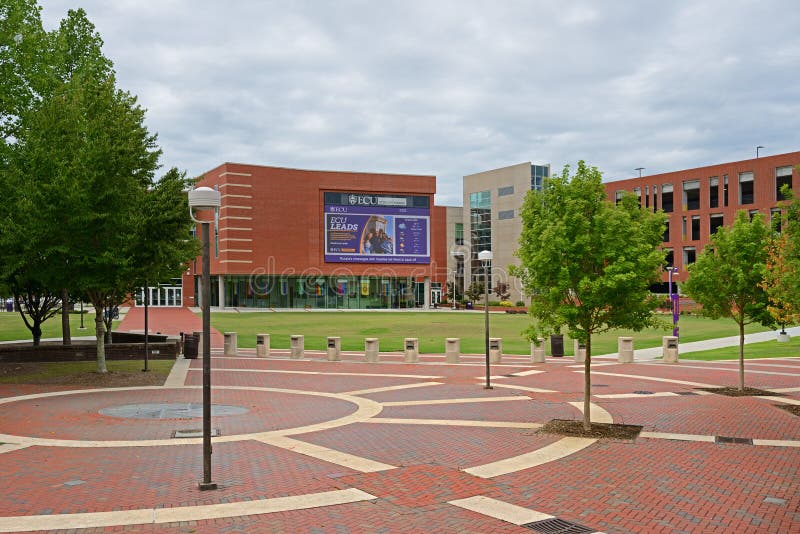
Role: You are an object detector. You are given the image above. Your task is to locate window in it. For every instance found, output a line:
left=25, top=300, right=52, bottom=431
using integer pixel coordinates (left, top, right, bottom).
left=662, top=184, right=674, bottom=212
left=709, top=214, right=724, bottom=235
left=739, top=172, right=754, bottom=204
left=498, top=185, right=514, bottom=196
left=723, top=175, right=729, bottom=206
left=633, top=187, right=642, bottom=206
left=663, top=221, right=670, bottom=242
left=454, top=223, right=464, bottom=245
left=709, top=176, right=719, bottom=208
left=683, top=247, right=696, bottom=267
left=770, top=208, right=782, bottom=233
left=664, top=248, right=674, bottom=267
left=652, top=185, right=659, bottom=212
left=691, top=216, right=700, bottom=240
left=682, top=216, right=687, bottom=238
left=776, top=166, right=793, bottom=200
left=749, top=209, right=760, bottom=221
left=469, top=191, right=491, bottom=284
left=615, top=191, right=624, bottom=205
left=683, top=180, right=700, bottom=210
left=498, top=209, right=514, bottom=220
left=531, top=165, right=548, bottom=191
left=645, top=186, right=650, bottom=208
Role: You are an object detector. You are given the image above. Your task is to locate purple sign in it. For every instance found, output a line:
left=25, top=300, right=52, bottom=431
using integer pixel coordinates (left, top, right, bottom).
left=324, top=194, right=430, bottom=264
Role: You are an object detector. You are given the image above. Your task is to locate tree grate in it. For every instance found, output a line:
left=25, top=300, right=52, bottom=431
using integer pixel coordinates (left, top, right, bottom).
left=715, top=435, right=753, bottom=445
left=675, top=391, right=698, bottom=396
left=633, top=391, right=654, bottom=395
left=521, top=518, right=594, bottom=533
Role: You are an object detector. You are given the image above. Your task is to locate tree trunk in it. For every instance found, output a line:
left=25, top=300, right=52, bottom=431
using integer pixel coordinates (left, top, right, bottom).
left=32, top=322, right=42, bottom=346
left=95, top=307, right=107, bottom=373
left=738, top=320, right=745, bottom=391
left=583, top=335, right=592, bottom=431
left=61, top=289, right=71, bottom=346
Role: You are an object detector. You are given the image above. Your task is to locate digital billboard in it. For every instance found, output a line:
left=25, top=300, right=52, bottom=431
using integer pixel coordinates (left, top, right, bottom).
left=324, top=192, right=430, bottom=264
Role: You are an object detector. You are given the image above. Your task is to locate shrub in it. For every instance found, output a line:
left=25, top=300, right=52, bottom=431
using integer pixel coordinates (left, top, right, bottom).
left=499, top=301, right=514, bottom=307
left=515, top=300, right=525, bottom=307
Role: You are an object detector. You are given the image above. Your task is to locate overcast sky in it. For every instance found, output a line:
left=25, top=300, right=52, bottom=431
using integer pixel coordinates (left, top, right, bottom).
left=40, top=1, right=800, bottom=205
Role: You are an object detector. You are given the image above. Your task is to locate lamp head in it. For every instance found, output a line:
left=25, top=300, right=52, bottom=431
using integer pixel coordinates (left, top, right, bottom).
left=188, top=187, right=221, bottom=222
left=478, top=250, right=493, bottom=262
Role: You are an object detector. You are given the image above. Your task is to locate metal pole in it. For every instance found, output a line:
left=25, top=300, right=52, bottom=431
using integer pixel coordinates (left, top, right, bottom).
left=199, top=221, right=217, bottom=490
left=484, top=264, right=491, bottom=389
left=669, top=268, right=679, bottom=338
left=79, top=301, right=85, bottom=329
left=143, top=281, right=149, bottom=372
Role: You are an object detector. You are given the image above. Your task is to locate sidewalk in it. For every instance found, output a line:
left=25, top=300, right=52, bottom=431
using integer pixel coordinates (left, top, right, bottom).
left=116, top=307, right=224, bottom=347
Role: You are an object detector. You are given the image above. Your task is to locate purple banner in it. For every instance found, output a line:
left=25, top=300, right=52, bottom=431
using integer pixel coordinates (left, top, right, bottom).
left=324, top=198, right=430, bottom=264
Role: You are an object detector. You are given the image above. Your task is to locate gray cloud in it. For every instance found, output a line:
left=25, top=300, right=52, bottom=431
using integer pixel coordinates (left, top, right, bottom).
left=39, top=0, right=800, bottom=205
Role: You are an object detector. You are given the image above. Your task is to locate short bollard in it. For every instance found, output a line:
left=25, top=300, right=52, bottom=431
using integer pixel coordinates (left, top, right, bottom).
left=574, top=339, right=586, bottom=363
left=365, top=338, right=379, bottom=362
left=290, top=335, right=304, bottom=359
left=404, top=338, right=419, bottom=363
left=662, top=336, right=679, bottom=363
left=531, top=338, right=546, bottom=363
left=489, top=337, right=502, bottom=364
left=223, top=332, right=238, bottom=356
left=445, top=338, right=460, bottom=363
left=618, top=336, right=634, bottom=363
left=256, top=333, right=270, bottom=357
left=327, top=336, right=341, bottom=361
left=194, top=331, right=203, bottom=358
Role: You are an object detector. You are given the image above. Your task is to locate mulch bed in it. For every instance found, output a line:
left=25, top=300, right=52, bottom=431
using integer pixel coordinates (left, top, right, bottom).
left=697, top=386, right=783, bottom=397
left=539, top=418, right=643, bottom=440
left=776, top=405, right=800, bottom=417
left=0, top=362, right=166, bottom=387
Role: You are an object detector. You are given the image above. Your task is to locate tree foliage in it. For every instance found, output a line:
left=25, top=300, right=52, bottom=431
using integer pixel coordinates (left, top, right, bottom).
left=516, top=161, right=666, bottom=430
left=763, top=182, right=800, bottom=325
left=684, top=210, right=775, bottom=390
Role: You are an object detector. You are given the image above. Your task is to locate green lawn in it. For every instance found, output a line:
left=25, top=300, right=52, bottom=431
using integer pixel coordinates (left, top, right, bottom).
left=681, top=336, right=800, bottom=360
left=208, top=311, right=772, bottom=355
left=0, top=359, right=173, bottom=384
left=0, top=311, right=113, bottom=343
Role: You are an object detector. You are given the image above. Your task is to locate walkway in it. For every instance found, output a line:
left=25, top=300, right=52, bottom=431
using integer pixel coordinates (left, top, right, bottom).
left=117, top=306, right=224, bottom=347
left=0, top=346, right=797, bottom=532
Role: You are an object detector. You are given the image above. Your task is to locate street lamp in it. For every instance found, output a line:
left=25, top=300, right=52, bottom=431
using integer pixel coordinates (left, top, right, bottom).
left=478, top=250, right=493, bottom=389
left=756, top=145, right=764, bottom=158
left=635, top=167, right=645, bottom=178
left=667, top=266, right=680, bottom=338
left=188, top=186, right=221, bottom=491
left=450, top=251, right=464, bottom=309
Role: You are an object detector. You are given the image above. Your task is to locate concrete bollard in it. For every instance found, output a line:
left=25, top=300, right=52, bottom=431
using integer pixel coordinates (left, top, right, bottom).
left=489, top=337, right=503, bottom=363
left=223, top=332, right=238, bottom=356
left=365, top=338, right=379, bottom=362
left=445, top=338, right=460, bottom=363
left=777, top=331, right=791, bottom=343
left=256, top=333, right=270, bottom=357
left=574, top=339, right=586, bottom=363
left=194, top=331, right=203, bottom=358
left=531, top=338, right=546, bottom=363
left=662, top=336, right=679, bottom=363
left=327, top=336, right=341, bottom=361
left=404, top=338, right=419, bottom=363
left=618, top=336, right=634, bottom=363
left=290, top=335, right=304, bottom=359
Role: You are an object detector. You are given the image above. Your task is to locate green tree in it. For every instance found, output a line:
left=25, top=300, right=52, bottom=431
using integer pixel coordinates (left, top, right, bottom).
left=684, top=210, right=775, bottom=391
left=763, top=182, right=800, bottom=326
left=516, top=161, right=666, bottom=430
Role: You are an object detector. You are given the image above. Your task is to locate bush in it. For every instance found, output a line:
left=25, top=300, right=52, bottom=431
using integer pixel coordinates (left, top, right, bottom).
left=515, top=300, right=525, bottom=307
left=499, top=301, right=514, bottom=307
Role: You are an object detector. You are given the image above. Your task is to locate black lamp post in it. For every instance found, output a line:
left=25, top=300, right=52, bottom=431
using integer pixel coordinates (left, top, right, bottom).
left=189, top=186, right=221, bottom=491
left=479, top=250, right=493, bottom=389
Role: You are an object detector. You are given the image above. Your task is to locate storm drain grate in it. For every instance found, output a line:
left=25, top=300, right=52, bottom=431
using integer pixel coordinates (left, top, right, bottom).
left=676, top=391, right=698, bottom=396
left=592, top=384, right=608, bottom=387
left=715, top=435, right=753, bottom=445
left=172, top=428, right=220, bottom=439
left=521, top=518, right=594, bottom=533
left=633, top=390, right=654, bottom=395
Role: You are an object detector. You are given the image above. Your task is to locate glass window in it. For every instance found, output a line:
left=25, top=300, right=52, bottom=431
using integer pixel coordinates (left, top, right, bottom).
left=683, top=247, right=696, bottom=267
left=455, top=223, right=464, bottom=245
left=615, top=191, right=624, bottom=205
left=691, top=216, right=700, bottom=240
left=498, top=185, right=514, bottom=196
left=652, top=185, right=659, bottom=212
left=709, top=176, right=719, bottom=208
left=683, top=180, right=700, bottom=210
left=498, top=209, right=514, bottom=220
left=470, top=191, right=491, bottom=285
left=682, top=216, right=687, bottom=238
left=776, top=166, right=793, bottom=200
left=469, top=190, right=491, bottom=209
left=645, top=186, right=650, bottom=208
left=633, top=187, right=642, bottom=206
left=663, top=221, right=670, bottom=242
left=709, top=214, right=724, bottom=235
left=662, top=184, right=674, bottom=213
left=664, top=248, right=674, bottom=267
left=739, top=172, right=754, bottom=205
left=749, top=209, right=760, bottom=221
left=771, top=208, right=782, bottom=233
left=723, top=175, right=729, bottom=206
left=531, top=165, right=548, bottom=191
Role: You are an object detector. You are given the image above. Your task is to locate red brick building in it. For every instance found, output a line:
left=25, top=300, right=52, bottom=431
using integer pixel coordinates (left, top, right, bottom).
left=182, top=163, right=448, bottom=309
left=605, top=151, right=799, bottom=284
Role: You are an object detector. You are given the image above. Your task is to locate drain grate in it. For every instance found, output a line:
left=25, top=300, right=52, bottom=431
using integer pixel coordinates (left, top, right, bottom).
left=675, top=391, right=698, bottom=396
left=592, top=384, right=608, bottom=387
left=715, top=435, right=753, bottom=445
left=172, top=428, right=220, bottom=438
left=521, top=518, right=594, bottom=533
left=633, top=390, right=654, bottom=395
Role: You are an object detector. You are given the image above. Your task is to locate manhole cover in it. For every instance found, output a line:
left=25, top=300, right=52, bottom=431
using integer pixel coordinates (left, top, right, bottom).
left=99, top=403, right=249, bottom=420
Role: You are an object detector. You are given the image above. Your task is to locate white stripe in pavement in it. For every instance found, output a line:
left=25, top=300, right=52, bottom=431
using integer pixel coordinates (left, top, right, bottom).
left=568, top=401, right=613, bottom=424
left=448, top=495, right=553, bottom=525
left=752, top=439, right=800, bottom=447
left=163, top=357, right=191, bottom=387
left=652, top=364, right=800, bottom=377
left=493, top=383, right=557, bottom=394
left=758, top=395, right=800, bottom=405
left=566, top=362, right=622, bottom=368
left=0, top=488, right=376, bottom=533
left=343, top=382, right=441, bottom=396
left=364, top=418, right=542, bottom=429
left=588, top=371, right=717, bottom=388
left=0, top=443, right=30, bottom=454
left=380, top=396, right=527, bottom=407
left=771, top=387, right=800, bottom=393
left=192, top=368, right=441, bottom=379
left=257, top=436, right=395, bottom=473
left=465, top=437, right=596, bottom=478
left=594, top=390, right=714, bottom=399
left=639, top=432, right=716, bottom=442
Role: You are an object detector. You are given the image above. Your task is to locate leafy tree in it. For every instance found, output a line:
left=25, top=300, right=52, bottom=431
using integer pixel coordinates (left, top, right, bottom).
left=493, top=282, right=511, bottom=301
left=684, top=210, right=775, bottom=391
left=763, top=182, right=800, bottom=327
left=516, top=161, right=666, bottom=430
left=464, top=281, right=485, bottom=303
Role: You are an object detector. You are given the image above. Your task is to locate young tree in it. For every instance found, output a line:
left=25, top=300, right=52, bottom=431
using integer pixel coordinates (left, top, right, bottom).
left=464, top=281, right=485, bottom=303
left=684, top=210, right=776, bottom=391
left=516, top=161, right=666, bottom=430
left=493, top=282, right=511, bottom=301
left=763, top=184, right=800, bottom=326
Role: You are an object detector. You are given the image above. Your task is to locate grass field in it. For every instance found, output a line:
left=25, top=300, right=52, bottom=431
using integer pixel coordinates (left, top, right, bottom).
left=0, top=311, right=115, bottom=343
left=681, top=336, right=800, bottom=360
left=207, top=311, right=773, bottom=355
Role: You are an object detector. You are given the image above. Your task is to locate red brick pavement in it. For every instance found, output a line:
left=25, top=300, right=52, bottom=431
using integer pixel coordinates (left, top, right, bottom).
left=117, top=307, right=224, bottom=348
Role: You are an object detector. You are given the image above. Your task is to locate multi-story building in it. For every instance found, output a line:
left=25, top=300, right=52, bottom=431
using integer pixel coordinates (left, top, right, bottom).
left=605, top=151, right=799, bottom=284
